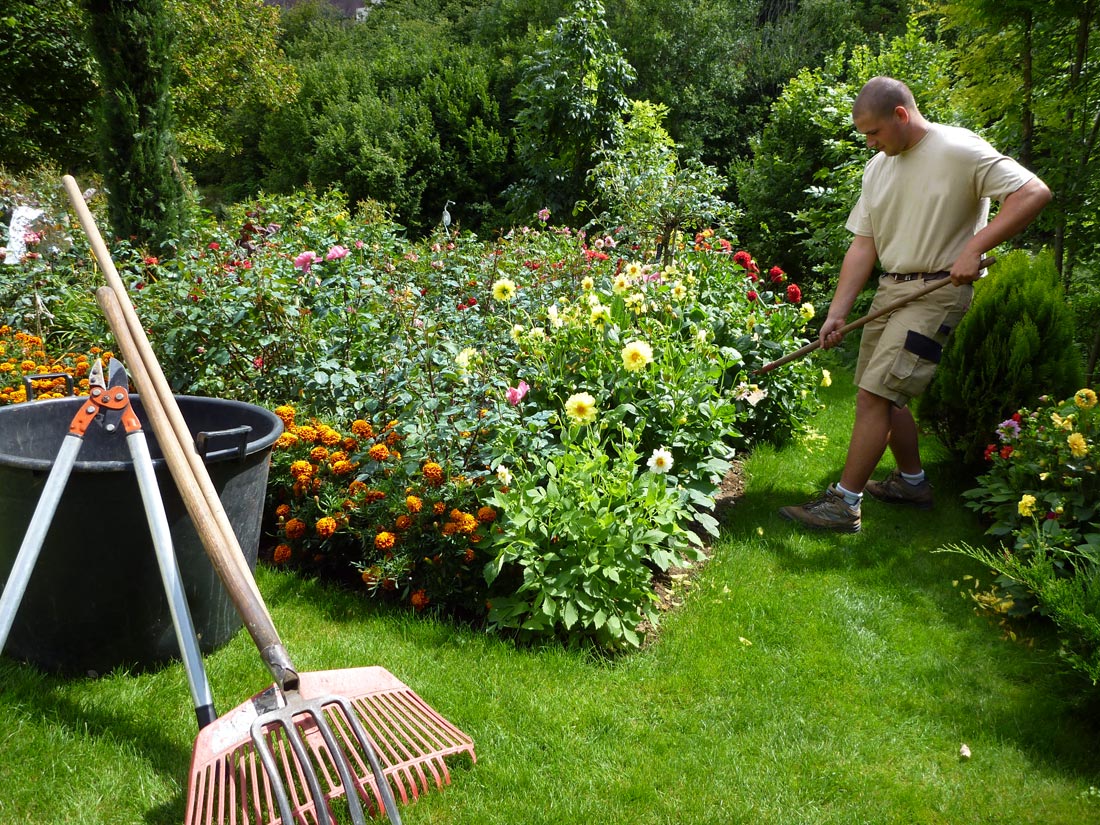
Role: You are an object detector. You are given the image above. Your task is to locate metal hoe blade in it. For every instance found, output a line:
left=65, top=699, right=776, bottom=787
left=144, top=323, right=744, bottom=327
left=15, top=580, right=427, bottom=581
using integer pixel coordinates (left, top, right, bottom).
left=185, top=667, right=476, bottom=825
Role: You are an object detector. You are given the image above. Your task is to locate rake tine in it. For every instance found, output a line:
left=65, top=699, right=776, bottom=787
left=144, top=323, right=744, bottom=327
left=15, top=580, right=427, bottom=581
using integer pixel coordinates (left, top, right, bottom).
left=251, top=710, right=343, bottom=825
left=325, top=694, right=404, bottom=824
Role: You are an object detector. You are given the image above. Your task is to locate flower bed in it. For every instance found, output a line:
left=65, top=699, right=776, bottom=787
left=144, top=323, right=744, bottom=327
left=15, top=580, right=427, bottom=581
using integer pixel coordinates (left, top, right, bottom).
left=1, top=187, right=827, bottom=648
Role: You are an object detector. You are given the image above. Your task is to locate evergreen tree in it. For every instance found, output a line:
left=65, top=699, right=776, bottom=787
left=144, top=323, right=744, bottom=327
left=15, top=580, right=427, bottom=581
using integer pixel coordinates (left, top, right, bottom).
left=84, top=0, right=186, bottom=256
left=918, top=250, right=1085, bottom=468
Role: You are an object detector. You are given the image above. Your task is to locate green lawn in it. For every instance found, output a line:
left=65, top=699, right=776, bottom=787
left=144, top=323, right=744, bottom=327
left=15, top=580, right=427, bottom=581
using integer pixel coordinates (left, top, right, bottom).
left=1, top=373, right=1098, bottom=824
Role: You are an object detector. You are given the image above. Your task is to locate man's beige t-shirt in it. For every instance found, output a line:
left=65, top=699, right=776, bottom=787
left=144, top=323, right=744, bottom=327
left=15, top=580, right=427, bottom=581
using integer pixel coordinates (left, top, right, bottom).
left=845, top=123, right=1036, bottom=274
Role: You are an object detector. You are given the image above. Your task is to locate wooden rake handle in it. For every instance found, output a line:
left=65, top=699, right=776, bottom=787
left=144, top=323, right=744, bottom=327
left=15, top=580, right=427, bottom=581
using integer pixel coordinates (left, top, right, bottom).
left=754, top=257, right=995, bottom=376
left=64, top=176, right=298, bottom=689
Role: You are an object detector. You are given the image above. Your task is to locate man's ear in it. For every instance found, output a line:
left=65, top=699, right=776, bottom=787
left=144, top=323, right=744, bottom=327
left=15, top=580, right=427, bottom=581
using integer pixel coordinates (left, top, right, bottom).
left=893, top=105, right=910, bottom=124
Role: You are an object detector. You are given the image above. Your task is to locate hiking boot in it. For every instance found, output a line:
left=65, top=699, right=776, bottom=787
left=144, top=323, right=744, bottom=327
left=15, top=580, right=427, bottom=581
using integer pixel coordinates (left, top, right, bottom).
left=779, top=484, right=861, bottom=533
left=864, top=470, right=934, bottom=510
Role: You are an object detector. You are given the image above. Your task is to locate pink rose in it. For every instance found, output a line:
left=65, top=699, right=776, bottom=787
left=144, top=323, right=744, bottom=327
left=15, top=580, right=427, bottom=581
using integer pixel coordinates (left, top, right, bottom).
left=506, top=381, right=530, bottom=406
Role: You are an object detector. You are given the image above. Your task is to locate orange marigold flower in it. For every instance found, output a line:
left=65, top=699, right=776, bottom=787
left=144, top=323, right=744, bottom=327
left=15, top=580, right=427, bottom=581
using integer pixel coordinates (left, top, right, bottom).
left=368, top=443, right=390, bottom=462
left=312, top=477, right=323, bottom=493
left=432, top=500, right=447, bottom=515
left=315, top=517, right=338, bottom=539
left=275, top=503, right=291, bottom=519
left=423, top=462, right=445, bottom=486
left=285, top=518, right=306, bottom=540
left=464, top=547, right=476, bottom=562
left=386, top=430, right=401, bottom=447
left=343, top=437, right=358, bottom=452
left=405, top=495, right=423, bottom=513
left=410, top=589, right=430, bottom=612
left=319, top=426, right=342, bottom=446
left=274, top=432, right=300, bottom=449
left=366, top=489, right=386, bottom=503
left=310, top=446, right=329, bottom=462
left=351, top=420, right=374, bottom=439
left=331, top=460, right=354, bottom=476
left=294, top=425, right=318, bottom=443
left=395, top=514, right=413, bottom=530
left=328, top=450, right=348, bottom=464
left=273, top=544, right=293, bottom=564
left=289, top=460, right=313, bottom=479
left=441, top=522, right=458, bottom=536
left=348, top=480, right=368, bottom=496
left=477, top=506, right=497, bottom=523
left=375, top=531, right=396, bottom=551
left=361, top=566, right=380, bottom=586
left=455, top=513, right=478, bottom=534
left=273, top=405, right=296, bottom=426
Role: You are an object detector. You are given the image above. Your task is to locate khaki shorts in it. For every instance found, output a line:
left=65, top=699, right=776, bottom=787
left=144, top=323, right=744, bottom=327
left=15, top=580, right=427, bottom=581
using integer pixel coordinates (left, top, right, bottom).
left=855, top=275, right=973, bottom=406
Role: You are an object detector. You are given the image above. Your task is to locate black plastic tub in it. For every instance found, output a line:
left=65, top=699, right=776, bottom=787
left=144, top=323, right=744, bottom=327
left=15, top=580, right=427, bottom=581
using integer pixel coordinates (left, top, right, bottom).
left=0, top=395, right=283, bottom=674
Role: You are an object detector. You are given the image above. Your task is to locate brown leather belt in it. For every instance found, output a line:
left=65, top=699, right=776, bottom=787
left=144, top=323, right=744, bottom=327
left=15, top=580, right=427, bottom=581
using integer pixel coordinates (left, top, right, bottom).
left=883, top=270, right=951, bottom=282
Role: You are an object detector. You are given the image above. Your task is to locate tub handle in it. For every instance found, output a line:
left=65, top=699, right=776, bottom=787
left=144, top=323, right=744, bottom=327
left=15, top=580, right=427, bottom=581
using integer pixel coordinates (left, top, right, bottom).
left=23, top=373, right=76, bottom=400
left=195, top=425, right=252, bottom=463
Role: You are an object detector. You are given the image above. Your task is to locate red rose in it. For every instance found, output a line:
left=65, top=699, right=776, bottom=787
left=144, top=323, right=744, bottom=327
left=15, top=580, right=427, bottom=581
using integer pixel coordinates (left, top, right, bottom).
left=747, top=290, right=758, bottom=302
left=999, top=445, right=1014, bottom=460
left=734, top=250, right=753, bottom=269
left=786, top=283, right=802, bottom=303
left=769, top=266, right=785, bottom=283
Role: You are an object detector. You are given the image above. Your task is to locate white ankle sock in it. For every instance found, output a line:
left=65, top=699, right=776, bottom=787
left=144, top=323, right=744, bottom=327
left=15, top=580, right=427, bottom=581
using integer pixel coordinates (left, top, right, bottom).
left=900, top=470, right=926, bottom=486
left=835, top=483, right=862, bottom=506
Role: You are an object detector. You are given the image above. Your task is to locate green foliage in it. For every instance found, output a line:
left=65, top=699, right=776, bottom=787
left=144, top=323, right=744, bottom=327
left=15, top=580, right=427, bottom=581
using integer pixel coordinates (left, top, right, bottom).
left=0, top=0, right=98, bottom=173
left=84, top=0, right=188, bottom=257
left=588, top=100, right=737, bottom=262
left=508, top=0, right=635, bottom=220
left=919, top=250, right=1085, bottom=468
left=165, top=0, right=299, bottom=180
left=260, top=15, right=508, bottom=233
left=486, top=423, right=703, bottom=648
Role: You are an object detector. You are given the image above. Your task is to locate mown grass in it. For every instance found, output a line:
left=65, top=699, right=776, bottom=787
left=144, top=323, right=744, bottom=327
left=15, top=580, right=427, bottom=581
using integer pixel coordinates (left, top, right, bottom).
left=1, top=369, right=1098, bottom=824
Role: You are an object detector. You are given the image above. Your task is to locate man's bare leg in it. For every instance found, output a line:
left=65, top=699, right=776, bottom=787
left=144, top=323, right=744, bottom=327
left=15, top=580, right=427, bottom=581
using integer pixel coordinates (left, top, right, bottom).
left=885, top=403, right=922, bottom=475
left=839, top=388, right=893, bottom=493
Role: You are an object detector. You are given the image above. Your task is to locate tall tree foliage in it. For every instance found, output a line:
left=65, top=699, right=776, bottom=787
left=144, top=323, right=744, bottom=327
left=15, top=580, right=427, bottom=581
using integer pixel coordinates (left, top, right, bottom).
left=0, top=0, right=98, bottom=173
left=165, top=0, right=299, bottom=184
left=261, top=12, right=508, bottom=232
left=508, top=0, right=636, bottom=220
left=84, top=0, right=187, bottom=255
left=931, top=0, right=1099, bottom=279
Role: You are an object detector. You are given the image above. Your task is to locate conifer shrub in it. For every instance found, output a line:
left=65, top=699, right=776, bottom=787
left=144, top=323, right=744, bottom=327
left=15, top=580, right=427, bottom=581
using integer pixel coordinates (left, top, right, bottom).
left=918, top=250, right=1084, bottom=468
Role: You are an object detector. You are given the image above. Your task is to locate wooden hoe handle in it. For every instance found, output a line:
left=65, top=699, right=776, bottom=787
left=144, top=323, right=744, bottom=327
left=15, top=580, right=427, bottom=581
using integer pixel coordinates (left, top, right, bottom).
left=754, top=257, right=995, bottom=376
left=64, top=176, right=297, bottom=689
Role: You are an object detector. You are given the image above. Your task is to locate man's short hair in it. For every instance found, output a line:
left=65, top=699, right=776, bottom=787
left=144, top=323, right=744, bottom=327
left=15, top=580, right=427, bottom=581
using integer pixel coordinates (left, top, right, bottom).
left=853, top=77, right=917, bottom=118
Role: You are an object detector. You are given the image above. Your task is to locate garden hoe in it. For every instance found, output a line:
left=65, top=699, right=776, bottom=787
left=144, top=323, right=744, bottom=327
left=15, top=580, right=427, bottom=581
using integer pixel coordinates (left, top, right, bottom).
left=67, top=176, right=475, bottom=825
left=755, top=256, right=995, bottom=375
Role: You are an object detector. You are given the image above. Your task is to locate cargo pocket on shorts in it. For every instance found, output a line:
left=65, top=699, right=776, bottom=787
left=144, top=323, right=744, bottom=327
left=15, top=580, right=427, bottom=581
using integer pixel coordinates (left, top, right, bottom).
left=883, top=330, right=942, bottom=398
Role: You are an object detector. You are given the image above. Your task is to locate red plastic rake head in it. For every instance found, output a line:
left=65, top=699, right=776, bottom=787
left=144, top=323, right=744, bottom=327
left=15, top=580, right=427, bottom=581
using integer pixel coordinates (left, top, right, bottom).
left=184, top=666, right=476, bottom=825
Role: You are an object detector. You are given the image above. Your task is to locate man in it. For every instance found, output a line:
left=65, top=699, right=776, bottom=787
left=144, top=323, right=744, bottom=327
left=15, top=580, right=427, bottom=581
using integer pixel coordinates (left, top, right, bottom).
left=779, top=76, right=1051, bottom=533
